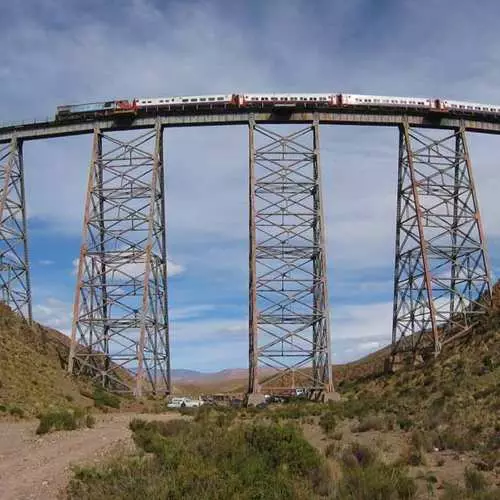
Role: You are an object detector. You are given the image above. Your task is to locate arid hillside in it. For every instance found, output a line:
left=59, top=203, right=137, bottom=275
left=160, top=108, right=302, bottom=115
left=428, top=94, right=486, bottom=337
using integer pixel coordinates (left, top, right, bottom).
left=0, top=304, right=95, bottom=414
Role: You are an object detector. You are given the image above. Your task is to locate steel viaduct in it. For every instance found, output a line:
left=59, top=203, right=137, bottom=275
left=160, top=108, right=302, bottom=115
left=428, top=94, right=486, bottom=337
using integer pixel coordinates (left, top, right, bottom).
left=0, top=106, right=495, bottom=401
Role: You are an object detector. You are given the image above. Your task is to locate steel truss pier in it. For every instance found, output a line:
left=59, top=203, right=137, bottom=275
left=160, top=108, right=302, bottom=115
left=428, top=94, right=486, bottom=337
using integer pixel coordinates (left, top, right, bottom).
left=0, top=138, right=32, bottom=322
left=68, top=122, right=170, bottom=396
left=247, top=118, right=336, bottom=400
left=391, top=122, right=492, bottom=365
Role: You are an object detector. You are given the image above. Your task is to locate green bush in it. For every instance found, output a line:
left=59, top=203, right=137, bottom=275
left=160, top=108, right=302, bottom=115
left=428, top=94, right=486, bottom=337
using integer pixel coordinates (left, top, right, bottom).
left=92, top=387, right=120, bottom=409
left=334, top=458, right=417, bottom=499
left=465, top=467, right=488, bottom=493
left=319, top=411, right=337, bottom=434
left=354, top=414, right=385, bottom=432
left=68, top=418, right=332, bottom=499
left=36, top=407, right=94, bottom=435
left=8, top=405, right=25, bottom=418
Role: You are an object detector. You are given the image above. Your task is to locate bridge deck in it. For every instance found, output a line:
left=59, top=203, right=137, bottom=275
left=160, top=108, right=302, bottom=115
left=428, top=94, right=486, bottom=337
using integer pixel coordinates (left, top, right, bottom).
left=1, top=110, right=500, bottom=142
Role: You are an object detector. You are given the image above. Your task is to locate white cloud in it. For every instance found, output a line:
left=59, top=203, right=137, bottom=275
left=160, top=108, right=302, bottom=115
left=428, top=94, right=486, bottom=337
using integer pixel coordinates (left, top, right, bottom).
left=38, top=259, right=55, bottom=266
left=71, top=256, right=185, bottom=277
left=32, top=297, right=72, bottom=335
left=4, top=0, right=500, bottom=369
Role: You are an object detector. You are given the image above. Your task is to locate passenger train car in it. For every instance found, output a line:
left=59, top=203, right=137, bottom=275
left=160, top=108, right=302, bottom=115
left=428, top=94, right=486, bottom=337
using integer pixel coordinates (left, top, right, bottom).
left=54, top=93, right=500, bottom=120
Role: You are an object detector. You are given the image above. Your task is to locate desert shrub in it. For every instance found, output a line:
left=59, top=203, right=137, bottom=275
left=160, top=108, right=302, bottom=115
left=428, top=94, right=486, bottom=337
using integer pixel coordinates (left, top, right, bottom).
left=353, top=414, right=385, bottom=432
left=332, top=430, right=343, bottom=441
left=441, top=481, right=500, bottom=500
left=68, top=419, right=332, bottom=499
left=8, top=405, right=24, bottom=418
left=37, top=407, right=94, bottom=434
left=325, top=441, right=340, bottom=458
left=92, top=387, right=120, bottom=409
left=341, top=396, right=383, bottom=419
left=334, top=459, right=417, bottom=499
left=341, top=442, right=378, bottom=469
left=464, top=467, right=488, bottom=494
left=397, top=416, right=414, bottom=431
left=404, top=446, right=426, bottom=466
left=178, top=406, right=196, bottom=416
left=0, top=404, right=6, bottom=412
left=410, top=429, right=433, bottom=452
left=432, top=427, right=476, bottom=452
left=319, top=411, right=337, bottom=434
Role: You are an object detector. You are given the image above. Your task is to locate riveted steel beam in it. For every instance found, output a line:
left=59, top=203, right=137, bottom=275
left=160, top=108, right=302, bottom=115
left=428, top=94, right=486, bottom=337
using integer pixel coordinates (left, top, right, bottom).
left=0, top=138, right=32, bottom=322
left=391, top=122, right=492, bottom=365
left=68, top=121, right=170, bottom=396
left=247, top=118, right=335, bottom=399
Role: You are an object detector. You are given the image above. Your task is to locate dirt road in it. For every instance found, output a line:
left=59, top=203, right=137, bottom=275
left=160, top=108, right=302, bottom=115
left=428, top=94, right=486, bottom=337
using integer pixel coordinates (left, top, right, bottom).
left=0, top=413, right=178, bottom=500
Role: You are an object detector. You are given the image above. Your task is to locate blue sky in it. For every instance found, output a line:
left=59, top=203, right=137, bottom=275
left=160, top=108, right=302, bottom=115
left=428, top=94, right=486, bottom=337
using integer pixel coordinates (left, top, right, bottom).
left=1, top=0, right=500, bottom=371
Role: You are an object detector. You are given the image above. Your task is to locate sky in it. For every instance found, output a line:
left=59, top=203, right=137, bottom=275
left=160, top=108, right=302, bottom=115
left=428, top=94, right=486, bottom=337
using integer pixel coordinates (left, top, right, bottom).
left=1, top=0, right=500, bottom=372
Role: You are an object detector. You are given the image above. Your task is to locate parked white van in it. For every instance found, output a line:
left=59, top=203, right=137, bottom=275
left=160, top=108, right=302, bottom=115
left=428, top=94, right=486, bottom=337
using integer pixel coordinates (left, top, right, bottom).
left=167, top=397, right=203, bottom=409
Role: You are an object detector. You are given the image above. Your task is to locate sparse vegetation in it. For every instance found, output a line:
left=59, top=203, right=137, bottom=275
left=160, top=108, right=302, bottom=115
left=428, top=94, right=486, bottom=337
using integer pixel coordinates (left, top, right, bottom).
left=92, top=387, right=121, bottom=409
left=68, top=417, right=332, bottom=499
left=36, top=407, right=95, bottom=435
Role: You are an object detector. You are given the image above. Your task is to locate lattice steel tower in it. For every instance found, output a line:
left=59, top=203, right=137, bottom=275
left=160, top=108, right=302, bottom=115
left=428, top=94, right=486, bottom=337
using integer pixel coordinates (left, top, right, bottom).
left=68, top=121, right=170, bottom=396
left=0, top=137, right=32, bottom=322
left=248, top=117, right=336, bottom=402
left=391, top=122, right=491, bottom=365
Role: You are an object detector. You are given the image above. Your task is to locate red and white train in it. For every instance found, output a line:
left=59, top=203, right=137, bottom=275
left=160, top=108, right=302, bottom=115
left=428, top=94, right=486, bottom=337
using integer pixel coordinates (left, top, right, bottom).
left=55, top=93, right=500, bottom=120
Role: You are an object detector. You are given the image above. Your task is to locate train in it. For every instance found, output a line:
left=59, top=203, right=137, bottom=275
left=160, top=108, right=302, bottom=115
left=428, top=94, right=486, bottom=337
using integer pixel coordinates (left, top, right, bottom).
left=55, top=93, right=500, bottom=120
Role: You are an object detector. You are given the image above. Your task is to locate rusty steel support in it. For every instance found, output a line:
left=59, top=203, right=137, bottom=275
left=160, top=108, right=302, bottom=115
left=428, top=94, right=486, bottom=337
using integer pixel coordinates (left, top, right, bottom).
left=0, top=138, right=32, bottom=322
left=247, top=118, right=336, bottom=401
left=68, top=122, right=170, bottom=396
left=391, top=122, right=491, bottom=365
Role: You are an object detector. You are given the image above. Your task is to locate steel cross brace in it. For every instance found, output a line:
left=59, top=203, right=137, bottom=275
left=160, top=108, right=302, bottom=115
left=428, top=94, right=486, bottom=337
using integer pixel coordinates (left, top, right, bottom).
left=248, top=117, right=334, bottom=398
left=391, top=122, right=491, bottom=365
left=0, top=137, right=32, bottom=322
left=68, top=122, right=170, bottom=396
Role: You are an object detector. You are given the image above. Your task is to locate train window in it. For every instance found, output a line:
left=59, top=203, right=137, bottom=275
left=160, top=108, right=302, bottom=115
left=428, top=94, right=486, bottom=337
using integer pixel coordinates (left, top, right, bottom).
left=271, top=97, right=278, bottom=101
left=190, top=98, right=197, bottom=102
left=182, top=99, right=189, bottom=102
left=148, top=100, right=152, bottom=103
left=217, top=97, right=224, bottom=101
left=208, top=97, right=215, bottom=101
left=200, top=98, right=206, bottom=101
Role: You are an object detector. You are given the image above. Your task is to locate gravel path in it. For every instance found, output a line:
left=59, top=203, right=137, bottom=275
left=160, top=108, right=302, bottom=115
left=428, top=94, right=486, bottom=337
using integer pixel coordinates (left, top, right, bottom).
left=0, top=412, right=178, bottom=500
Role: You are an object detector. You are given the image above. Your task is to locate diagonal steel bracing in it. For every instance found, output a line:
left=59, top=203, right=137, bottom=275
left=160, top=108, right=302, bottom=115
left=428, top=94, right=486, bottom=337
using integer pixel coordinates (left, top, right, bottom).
left=0, top=138, right=32, bottom=322
left=248, top=118, right=333, bottom=396
left=68, top=122, right=170, bottom=396
left=392, top=122, right=492, bottom=363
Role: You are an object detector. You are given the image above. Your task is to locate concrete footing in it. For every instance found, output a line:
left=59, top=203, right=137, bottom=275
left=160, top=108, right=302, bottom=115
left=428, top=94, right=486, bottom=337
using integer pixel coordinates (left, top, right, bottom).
left=246, top=393, right=267, bottom=407
left=322, top=391, right=341, bottom=403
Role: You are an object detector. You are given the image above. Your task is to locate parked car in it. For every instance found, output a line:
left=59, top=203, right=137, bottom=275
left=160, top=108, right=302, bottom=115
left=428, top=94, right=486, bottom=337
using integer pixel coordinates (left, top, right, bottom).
left=167, top=397, right=204, bottom=409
